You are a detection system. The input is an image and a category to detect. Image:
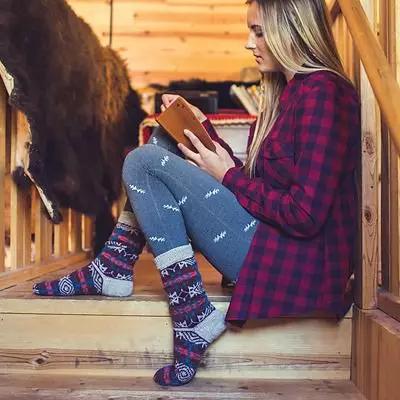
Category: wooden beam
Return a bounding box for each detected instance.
[82,215,93,252]
[0,313,352,380]
[352,307,400,400]
[34,190,53,263]
[54,209,69,257]
[378,290,400,323]
[0,84,6,273]
[69,210,82,254]
[10,111,31,269]
[354,0,380,310]
[379,0,399,297]
[338,0,400,157]
[0,376,365,399]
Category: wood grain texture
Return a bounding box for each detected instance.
[54,209,69,257]
[82,215,93,252]
[0,253,89,291]
[379,0,400,297]
[34,190,53,263]
[352,307,400,400]
[10,111,31,270]
[378,290,400,323]
[67,0,254,87]
[0,376,366,400]
[0,254,352,380]
[0,253,353,319]
[0,312,351,379]
[69,210,82,254]
[67,0,111,46]
[339,0,400,156]
[353,0,380,310]
[0,83,6,273]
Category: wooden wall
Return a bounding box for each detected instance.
[67,0,255,88]
[340,0,400,399]
[352,308,400,400]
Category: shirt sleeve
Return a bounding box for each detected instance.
[202,119,243,168]
[222,79,356,238]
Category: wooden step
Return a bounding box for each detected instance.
[0,375,366,400]
[0,253,352,380]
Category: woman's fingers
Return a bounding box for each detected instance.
[161,93,178,108]
[178,143,202,165]
[183,129,208,156]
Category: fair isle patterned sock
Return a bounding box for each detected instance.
[153,246,226,386]
[32,211,146,297]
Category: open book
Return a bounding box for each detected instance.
[156,96,216,153]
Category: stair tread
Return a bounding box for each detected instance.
[0,375,366,399]
[0,252,233,301]
[0,253,352,320]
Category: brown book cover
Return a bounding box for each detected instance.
[156,96,216,153]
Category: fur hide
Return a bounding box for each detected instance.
[0,0,147,253]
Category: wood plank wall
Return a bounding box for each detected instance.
[342,1,400,399]
[352,308,400,400]
[68,0,255,88]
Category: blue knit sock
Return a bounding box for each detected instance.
[153,253,226,386]
[33,211,145,296]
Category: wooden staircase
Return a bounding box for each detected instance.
[0,253,365,399]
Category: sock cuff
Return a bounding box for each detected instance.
[118,211,138,227]
[193,308,226,343]
[155,245,194,271]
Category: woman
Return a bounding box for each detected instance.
[33,0,361,387]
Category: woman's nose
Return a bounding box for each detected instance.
[245,34,256,50]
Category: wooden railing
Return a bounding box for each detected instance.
[336,0,400,323]
[332,1,400,399]
[0,82,92,291]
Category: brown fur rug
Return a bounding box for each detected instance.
[0,0,147,252]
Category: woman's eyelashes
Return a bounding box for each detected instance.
[254,29,263,38]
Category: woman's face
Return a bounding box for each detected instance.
[246,1,282,74]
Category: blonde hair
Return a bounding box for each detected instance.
[245,0,349,176]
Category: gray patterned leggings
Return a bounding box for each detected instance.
[121,128,258,282]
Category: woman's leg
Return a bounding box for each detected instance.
[32,127,179,297]
[122,144,258,386]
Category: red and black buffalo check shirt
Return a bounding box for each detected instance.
[203,71,361,322]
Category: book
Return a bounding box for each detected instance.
[229,84,260,116]
[156,96,216,153]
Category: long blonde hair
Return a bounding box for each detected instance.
[245,0,349,176]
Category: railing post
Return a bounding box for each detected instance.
[70,210,82,254]
[10,111,32,269]
[54,208,69,257]
[352,0,381,310]
[34,189,53,263]
[0,83,6,273]
[379,0,400,296]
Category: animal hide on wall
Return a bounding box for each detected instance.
[0,0,147,253]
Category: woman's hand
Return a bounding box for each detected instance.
[161,94,207,122]
[178,129,235,182]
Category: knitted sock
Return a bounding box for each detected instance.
[153,249,226,386]
[32,211,146,297]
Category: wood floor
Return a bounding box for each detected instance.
[0,375,366,400]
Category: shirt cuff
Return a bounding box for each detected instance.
[221,166,247,190]
[201,118,217,139]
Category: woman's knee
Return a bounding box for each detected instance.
[122,144,165,180]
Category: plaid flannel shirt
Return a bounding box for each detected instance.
[203,71,361,321]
